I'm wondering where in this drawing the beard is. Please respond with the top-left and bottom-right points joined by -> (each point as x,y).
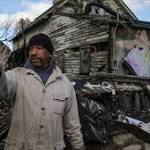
30,57 -> 44,68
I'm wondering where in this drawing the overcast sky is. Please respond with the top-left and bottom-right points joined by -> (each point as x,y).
0,0 -> 52,27
0,0 -> 149,27
0,0 -> 150,48
0,0 -> 52,48
123,0 -> 150,21
0,0 -> 149,25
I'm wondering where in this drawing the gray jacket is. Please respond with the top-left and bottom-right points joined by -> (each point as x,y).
0,66 -> 84,150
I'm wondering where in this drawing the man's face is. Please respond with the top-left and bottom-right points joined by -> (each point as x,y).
28,45 -> 51,69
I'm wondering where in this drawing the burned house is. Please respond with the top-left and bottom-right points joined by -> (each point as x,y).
8,0 -> 150,149
12,0 -> 150,76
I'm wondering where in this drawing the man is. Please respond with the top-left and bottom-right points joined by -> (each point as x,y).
0,33 -> 84,150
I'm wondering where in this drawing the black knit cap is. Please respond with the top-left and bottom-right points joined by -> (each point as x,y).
28,33 -> 54,54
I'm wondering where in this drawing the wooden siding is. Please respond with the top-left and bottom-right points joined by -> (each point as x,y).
48,15 -> 109,51
14,15 -> 109,51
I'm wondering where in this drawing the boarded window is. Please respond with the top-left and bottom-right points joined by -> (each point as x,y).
90,42 -> 109,73
55,50 -> 64,72
80,46 -> 91,75
64,48 -> 80,74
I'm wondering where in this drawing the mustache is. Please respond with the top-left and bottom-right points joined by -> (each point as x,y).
30,57 -> 44,64
30,57 -> 42,61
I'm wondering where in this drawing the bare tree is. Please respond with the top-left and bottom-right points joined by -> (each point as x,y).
15,18 -> 31,33
0,16 -> 14,43
13,18 -> 31,48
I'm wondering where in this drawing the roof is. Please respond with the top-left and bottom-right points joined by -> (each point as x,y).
12,0 -> 144,41
114,0 -> 138,20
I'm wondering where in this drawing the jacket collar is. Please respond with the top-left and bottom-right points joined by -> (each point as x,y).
25,66 -> 63,85
46,66 -> 63,85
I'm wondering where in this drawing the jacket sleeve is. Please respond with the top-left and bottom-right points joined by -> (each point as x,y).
63,84 -> 84,150
0,69 -> 17,105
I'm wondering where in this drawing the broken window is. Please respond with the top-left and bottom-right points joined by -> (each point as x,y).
90,42 -> 109,73
80,45 -> 91,75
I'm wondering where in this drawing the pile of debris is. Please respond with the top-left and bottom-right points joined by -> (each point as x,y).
71,73 -> 150,149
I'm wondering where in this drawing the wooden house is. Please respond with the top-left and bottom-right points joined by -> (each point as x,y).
11,0 -> 150,76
